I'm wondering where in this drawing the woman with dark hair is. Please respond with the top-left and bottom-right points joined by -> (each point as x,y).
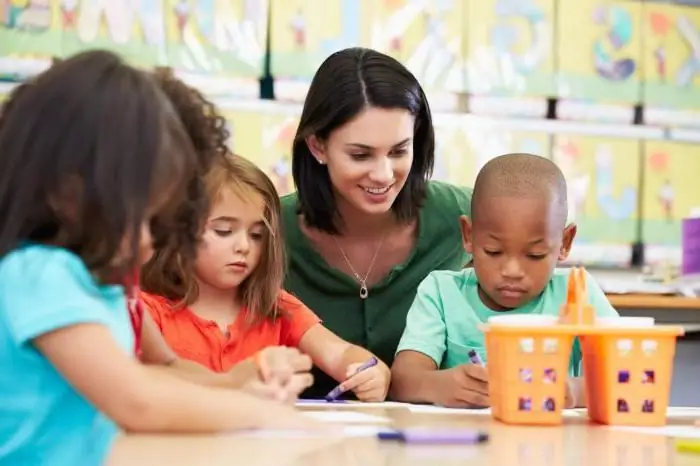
282,47 -> 472,398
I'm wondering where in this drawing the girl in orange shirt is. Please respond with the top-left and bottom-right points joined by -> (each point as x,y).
141,155 -> 391,401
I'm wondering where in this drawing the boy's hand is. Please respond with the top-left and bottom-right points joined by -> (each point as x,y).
433,364 -> 490,408
339,361 -> 391,402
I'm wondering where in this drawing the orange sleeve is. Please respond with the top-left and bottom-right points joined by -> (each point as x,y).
278,291 -> 321,348
139,292 -> 171,332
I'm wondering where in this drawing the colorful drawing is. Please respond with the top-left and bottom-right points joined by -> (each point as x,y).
60,0 -> 166,67
551,135 -> 639,245
223,106 -> 301,196
642,3 -> 700,110
270,0 -> 370,81
0,0 -> 62,58
366,0 -> 467,93
165,0 -> 269,77
556,0 -> 642,103
642,141 -> 700,246
466,0 -> 555,97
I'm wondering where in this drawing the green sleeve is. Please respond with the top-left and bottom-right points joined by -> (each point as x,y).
570,270 -> 621,376
395,273 -> 448,367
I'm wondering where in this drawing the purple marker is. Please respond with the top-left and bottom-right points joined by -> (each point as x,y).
324,357 -> 378,401
378,429 -> 489,445
468,349 -> 484,366
297,399 -> 348,404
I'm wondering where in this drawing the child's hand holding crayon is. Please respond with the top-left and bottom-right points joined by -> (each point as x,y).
431,364 -> 490,408
331,357 -> 391,402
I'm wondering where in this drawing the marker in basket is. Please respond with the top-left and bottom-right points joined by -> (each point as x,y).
378,428 -> 489,445
468,349 -> 484,366
324,357 -> 378,401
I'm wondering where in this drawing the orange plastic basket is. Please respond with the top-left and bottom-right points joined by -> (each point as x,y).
485,325 -> 576,425
579,327 -> 683,426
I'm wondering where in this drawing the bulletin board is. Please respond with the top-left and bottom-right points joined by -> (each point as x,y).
642,2 -> 700,110
466,0 -> 555,97
270,0 -> 369,81
556,0 -> 643,104
551,135 -> 640,246
223,105 -> 300,196
641,141 -> 700,247
165,0 -> 269,77
0,0 -> 62,59
366,0 -> 467,93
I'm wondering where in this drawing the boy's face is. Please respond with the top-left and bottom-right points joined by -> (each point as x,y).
461,196 -> 576,310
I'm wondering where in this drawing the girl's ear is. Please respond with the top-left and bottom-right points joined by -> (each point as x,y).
305,135 -> 327,164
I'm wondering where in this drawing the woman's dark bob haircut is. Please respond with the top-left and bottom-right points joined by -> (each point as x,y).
292,47 -> 435,235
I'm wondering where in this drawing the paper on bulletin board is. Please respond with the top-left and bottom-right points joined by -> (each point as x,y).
164,0 -> 268,78
458,118 -> 551,188
642,3 -> 700,111
0,0 -> 62,62
551,135 -> 639,266
642,141 -> 700,257
223,105 -> 300,196
60,0 -> 166,68
270,0 -> 368,88
556,0 -> 642,104
365,0 -> 467,94
466,0 -> 555,97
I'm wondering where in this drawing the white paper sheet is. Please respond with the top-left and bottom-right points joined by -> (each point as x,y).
609,425 -> 700,439
407,405 -> 583,418
234,425 -> 384,438
295,400 -> 409,409
302,410 -> 392,424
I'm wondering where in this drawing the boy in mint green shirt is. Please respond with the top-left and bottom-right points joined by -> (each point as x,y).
390,153 -> 619,408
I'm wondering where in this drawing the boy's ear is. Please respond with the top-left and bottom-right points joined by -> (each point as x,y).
459,215 -> 474,254
305,135 -> 327,164
558,223 -> 577,261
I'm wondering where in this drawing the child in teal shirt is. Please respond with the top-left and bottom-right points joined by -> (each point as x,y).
390,153 -> 619,408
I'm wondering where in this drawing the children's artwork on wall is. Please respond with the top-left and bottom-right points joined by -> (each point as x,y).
466,0 -> 555,97
642,141 -> 700,250
223,105 -> 300,196
460,120 -> 551,188
60,0 -> 167,67
270,0 -> 368,82
365,0 -> 467,93
551,135 -> 640,265
642,3 -> 700,110
556,0 -> 642,104
165,0 -> 268,77
0,0 -> 62,59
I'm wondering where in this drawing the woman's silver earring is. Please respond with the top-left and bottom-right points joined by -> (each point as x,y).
317,159 -> 326,165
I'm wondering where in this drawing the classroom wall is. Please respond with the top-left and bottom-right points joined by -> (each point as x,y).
2,0 -> 700,270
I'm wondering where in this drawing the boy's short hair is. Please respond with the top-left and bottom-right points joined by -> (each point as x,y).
471,153 -> 568,226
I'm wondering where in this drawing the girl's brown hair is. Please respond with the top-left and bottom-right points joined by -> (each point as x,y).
141,68 -> 229,296
145,154 -> 286,322
0,51 -> 196,279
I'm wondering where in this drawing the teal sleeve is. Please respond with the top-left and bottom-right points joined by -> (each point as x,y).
395,274 -> 447,367
0,247 -> 114,346
570,270 -> 620,376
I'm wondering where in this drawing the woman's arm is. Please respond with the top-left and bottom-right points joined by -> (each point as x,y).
298,325 -> 390,401
35,323 -> 319,433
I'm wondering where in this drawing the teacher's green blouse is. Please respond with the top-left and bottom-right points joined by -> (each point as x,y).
281,181 -> 473,398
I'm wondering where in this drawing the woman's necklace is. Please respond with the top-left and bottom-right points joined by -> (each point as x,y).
334,234 -> 386,299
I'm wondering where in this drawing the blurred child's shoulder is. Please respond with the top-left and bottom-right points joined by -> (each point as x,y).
547,268 -> 574,288
0,244 -> 88,280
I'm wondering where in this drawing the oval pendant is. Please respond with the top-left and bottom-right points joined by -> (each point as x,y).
360,286 -> 368,299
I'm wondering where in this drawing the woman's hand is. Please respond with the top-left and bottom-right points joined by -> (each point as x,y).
340,361 -> 391,402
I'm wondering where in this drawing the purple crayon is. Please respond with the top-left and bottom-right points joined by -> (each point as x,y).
378,428 -> 489,445
468,349 -> 484,366
324,357 -> 378,401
